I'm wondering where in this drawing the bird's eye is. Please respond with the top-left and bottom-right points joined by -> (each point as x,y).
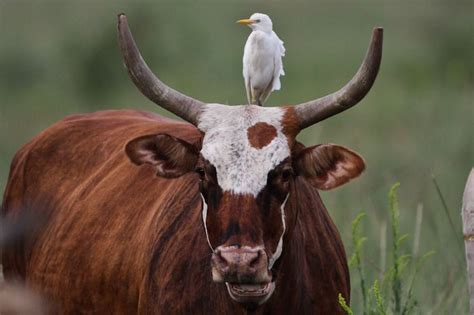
256,19 -> 261,23
195,167 -> 206,180
281,168 -> 293,182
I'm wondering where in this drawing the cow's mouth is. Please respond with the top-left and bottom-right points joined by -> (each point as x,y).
225,281 -> 275,305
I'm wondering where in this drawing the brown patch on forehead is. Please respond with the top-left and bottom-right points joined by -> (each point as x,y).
247,122 -> 277,149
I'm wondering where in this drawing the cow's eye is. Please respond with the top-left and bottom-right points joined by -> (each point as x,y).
195,167 -> 206,180
281,168 -> 293,182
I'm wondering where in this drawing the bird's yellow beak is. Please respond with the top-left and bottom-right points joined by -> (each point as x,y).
236,19 -> 255,25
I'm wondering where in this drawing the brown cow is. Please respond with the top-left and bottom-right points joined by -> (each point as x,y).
1,15 -> 383,314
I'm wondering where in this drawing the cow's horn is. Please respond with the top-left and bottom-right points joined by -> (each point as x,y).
117,14 -> 204,125
293,27 -> 383,130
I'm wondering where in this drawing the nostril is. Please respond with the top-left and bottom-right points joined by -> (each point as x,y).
248,251 -> 261,269
214,250 -> 227,266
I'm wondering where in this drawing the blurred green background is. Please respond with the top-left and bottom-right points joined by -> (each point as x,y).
0,0 -> 472,313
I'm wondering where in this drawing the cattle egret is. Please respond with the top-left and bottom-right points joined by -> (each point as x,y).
237,13 -> 285,106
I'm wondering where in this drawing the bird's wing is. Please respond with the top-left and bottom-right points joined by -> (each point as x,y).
271,32 -> 285,91
277,34 -> 286,58
259,76 -> 275,105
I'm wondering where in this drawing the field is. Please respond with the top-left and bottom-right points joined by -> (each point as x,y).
0,1 -> 472,313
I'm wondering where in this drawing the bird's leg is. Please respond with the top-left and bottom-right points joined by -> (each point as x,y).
251,88 -> 258,105
257,99 -> 263,106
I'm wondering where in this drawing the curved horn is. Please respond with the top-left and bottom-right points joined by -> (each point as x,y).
117,14 -> 205,125
294,27 -> 383,130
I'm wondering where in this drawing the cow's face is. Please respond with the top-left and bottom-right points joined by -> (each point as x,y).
125,105 -> 365,306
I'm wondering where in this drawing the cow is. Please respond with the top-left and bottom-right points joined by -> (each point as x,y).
1,14 -> 382,314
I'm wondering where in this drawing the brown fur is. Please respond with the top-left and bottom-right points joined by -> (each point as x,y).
2,110 -> 350,314
247,122 -> 277,149
281,107 -> 300,143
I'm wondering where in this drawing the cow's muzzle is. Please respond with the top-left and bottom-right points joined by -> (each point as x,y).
211,246 -> 275,305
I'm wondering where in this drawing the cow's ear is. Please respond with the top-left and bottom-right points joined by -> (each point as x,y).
125,134 -> 199,178
294,144 -> 365,190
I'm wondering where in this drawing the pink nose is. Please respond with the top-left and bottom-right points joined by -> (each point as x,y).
212,246 -> 270,283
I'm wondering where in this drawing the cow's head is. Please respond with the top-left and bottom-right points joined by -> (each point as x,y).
118,14 -> 382,307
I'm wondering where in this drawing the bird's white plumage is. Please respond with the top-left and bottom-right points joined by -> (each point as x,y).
241,13 -> 285,106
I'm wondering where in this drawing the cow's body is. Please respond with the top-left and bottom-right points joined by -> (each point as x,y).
2,110 -> 349,314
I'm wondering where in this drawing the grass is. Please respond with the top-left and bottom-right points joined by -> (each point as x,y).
340,184 -> 438,314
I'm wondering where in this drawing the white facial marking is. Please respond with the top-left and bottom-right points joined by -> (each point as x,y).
198,104 -> 290,196
200,193 -> 214,252
268,193 -> 289,270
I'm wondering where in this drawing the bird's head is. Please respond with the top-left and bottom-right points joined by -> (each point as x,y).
237,13 -> 273,33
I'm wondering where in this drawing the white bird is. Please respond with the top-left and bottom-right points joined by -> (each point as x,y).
237,13 -> 285,106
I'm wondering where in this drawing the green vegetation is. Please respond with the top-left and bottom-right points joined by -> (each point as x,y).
339,293 -> 354,315
0,1 -> 472,313
341,184 -> 436,314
